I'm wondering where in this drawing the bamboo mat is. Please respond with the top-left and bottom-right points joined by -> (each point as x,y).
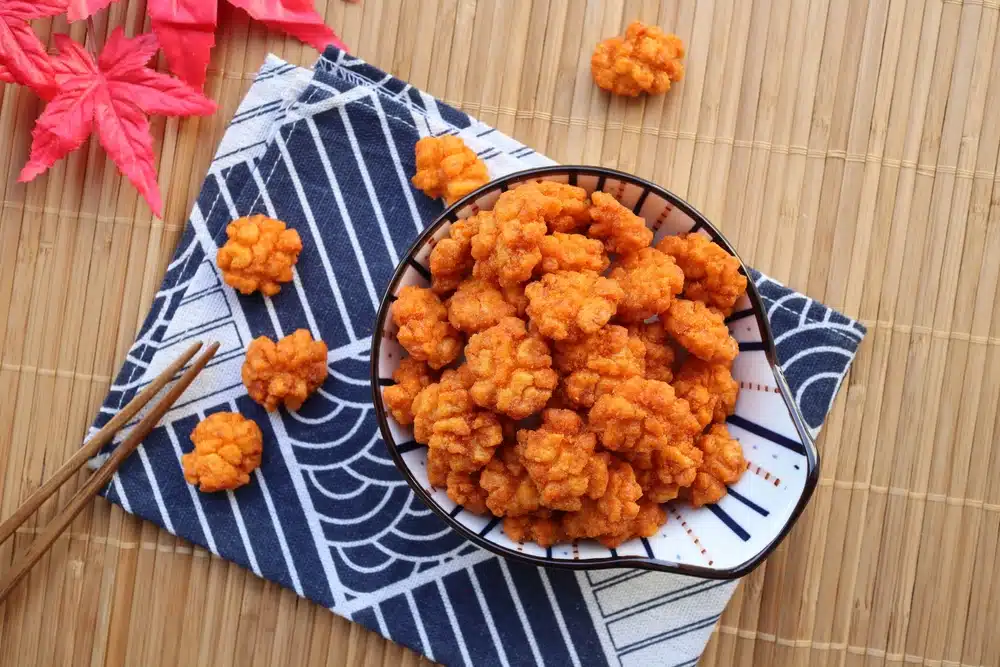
1,0 -> 999,665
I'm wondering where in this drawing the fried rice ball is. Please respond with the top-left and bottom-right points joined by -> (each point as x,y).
465,317 -> 559,419
183,412 -> 264,492
626,321 -> 675,383
412,368 -> 503,473
672,358 -> 739,428
382,357 -> 434,425
515,410 -> 610,511
480,446 -> 542,517
446,277 -> 517,333
242,329 -> 328,412
589,191 -> 653,254
513,181 -> 592,233
443,469 -> 489,515
504,511 -> 565,547
471,191 -> 548,288
538,232 -> 610,274
600,500 -> 668,548
525,270 -> 624,341
688,424 -> 746,507
392,286 -> 464,369
411,135 -> 490,205
663,299 -> 738,364
502,283 -> 530,317
627,439 -> 703,503
429,214 -> 483,294
217,215 -> 303,297
588,376 -> 701,455
657,233 -> 747,315
553,324 -> 646,407
562,458 -> 642,545
608,248 -> 685,321
591,21 -> 685,97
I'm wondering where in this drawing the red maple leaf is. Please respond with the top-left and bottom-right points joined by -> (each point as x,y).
68,0 -> 346,88
0,0 -> 67,96
19,28 -> 217,216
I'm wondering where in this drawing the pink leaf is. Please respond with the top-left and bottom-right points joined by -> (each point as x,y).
66,0 -> 114,22
0,64 -> 12,83
0,0 -> 66,96
21,30 -> 217,216
149,19 -> 216,88
228,0 -> 343,51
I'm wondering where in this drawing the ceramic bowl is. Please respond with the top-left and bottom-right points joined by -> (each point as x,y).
370,166 -> 819,579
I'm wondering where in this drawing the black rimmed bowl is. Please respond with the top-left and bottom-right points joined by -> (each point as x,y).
371,166 -> 819,580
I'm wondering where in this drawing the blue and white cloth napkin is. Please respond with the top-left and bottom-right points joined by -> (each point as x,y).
89,47 -> 866,667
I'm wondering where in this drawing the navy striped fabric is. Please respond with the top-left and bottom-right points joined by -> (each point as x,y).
88,49 -> 865,666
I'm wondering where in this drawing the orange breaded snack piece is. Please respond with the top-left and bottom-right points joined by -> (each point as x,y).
183,412 -> 264,492
689,424 -> 746,507
588,376 -> 701,455
243,329 -> 328,412
601,500 -> 667,548
382,357 -> 434,425
589,191 -> 653,254
411,367 -> 475,443
465,317 -> 559,419
554,324 -> 646,408
516,410 -> 609,511
663,299 -> 738,364
525,270 -> 624,341
672,358 -> 739,428
444,469 -> 489,515
591,21 -> 685,97
217,215 -> 303,297
392,286 -> 464,369
657,233 -> 747,315
412,368 -> 503,473
512,181 -> 592,233
562,458 -> 642,545
471,191 -> 549,288
626,321 -> 675,383
628,439 -> 703,503
411,135 -> 490,205
480,446 -> 542,517
429,214 -> 483,294
539,232 -> 610,274
446,277 -> 517,333
609,248 -> 684,322
504,511 -> 565,547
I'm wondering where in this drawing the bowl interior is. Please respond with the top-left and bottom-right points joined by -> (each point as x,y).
372,167 -> 817,578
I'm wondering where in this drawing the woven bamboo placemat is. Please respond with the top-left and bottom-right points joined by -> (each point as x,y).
1,1 -> 999,665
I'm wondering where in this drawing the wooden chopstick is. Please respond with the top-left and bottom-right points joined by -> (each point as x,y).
0,341 -> 220,603
0,341 -> 204,548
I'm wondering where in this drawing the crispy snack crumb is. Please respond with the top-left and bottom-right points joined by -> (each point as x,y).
591,21 -> 685,97
688,424 -> 746,507
525,270 -> 624,341
392,285 -> 464,369
183,412 -> 263,492
657,233 -> 747,315
589,191 -> 653,254
562,458 -> 642,545
588,376 -> 701,455
627,321 -> 675,383
480,446 -> 542,517
465,317 -> 559,419
217,215 -> 302,296
242,329 -> 328,412
539,232 -> 610,274
429,215 -> 483,294
446,277 -> 517,333
504,511 -> 565,547
672,358 -> 739,428
382,357 -> 435,425
663,299 -> 738,364
411,135 -> 490,205
554,324 -> 646,407
609,247 -> 685,321
472,189 -> 549,287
